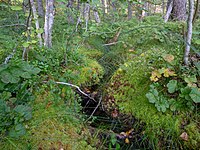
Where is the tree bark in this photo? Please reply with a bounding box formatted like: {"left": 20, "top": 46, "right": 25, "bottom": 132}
{"left": 93, "top": 6, "right": 101, "bottom": 23}
{"left": 37, "top": 0, "right": 44, "bottom": 17}
{"left": 192, "top": 0, "right": 199, "bottom": 23}
{"left": 171, "top": 0, "right": 187, "bottom": 21}
{"left": 184, "top": 0, "right": 194, "bottom": 65}
{"left": 127, "top": 1, "right": 132, "bottom": 20}
{"left": 44, "top": 0, "right": 54, "bottom": 48}
{"left": 164, "top": 0, "right": 173, "bottom": 22}
{"left": 66, "top": 0, "right": 74, "bottom": 24}
{"left": 83, "top": 2, "right": 90, "bottom": 32}
{"left": 165, "top": 0, "right": 187, "bottom": 22}
{"left": 30, "top": 0, "right": 43, "bottom": 47}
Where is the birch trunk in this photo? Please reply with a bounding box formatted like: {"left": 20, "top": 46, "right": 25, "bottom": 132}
{"left": 93, "top": 6, "right": 101, "bottom": 23}
{"left": 37, "top": 0, "right": 44, "bottom": 17}
{"left": 30, "top": 0, "right": 43, "bottom": 47}
{"left": 164, "top": 0, "right": 173, "bottom": 22}
{"left": 44, "top": 0, "right": 54, "bottom": 48}
{"left": 184, "top": 0, "right": 194, "bottom": 65}
{"left": 83, "top": 2, "right": 90, "bottom": 32}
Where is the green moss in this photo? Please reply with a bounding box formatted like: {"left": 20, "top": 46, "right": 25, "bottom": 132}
{"left": 184, "top": 122, "right": 200, "bottom": 148}
{"left": 77, "top": 47, "right": 103, "bottom": 59}
{"left": 107, "top": 52, "right": 183, "bottom": 148}
{"left": 0, "top": 91, "right": 97, "bottom": 150}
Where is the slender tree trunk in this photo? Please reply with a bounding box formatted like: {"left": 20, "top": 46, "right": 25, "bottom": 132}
{"left": 184, "top": 0, "right": 194, "bottom": 65}
{"left": 162, "top": 0, "right": 165, "bottom": 15}
{"left": 142, "top": 2, "right": 148, "bottom": 18}
{"left": 67, "top": 0, "right": 74, "bottom": 24}
{"left": 93, "top": 6, "right": 101, "bottom": 23}
{"left": 37, "top": 0, "right": 44, "bottom": 17}
{"left": 83, "top": 2, "right": 90, "bottom": 31}
{"left": 101, "top": 0, "right": 105, "bottom": 16}
{"left": 164, "top": 0, "right": 173, "bottom": 22}
{"left": 193, "top": 0, "right": 199, "bottom": 23}
{"left": 30, "top": 0, "right": 43, "bottom": 47}
{"left": 44, "top": 0, "right": 54, "bottom": 48}
{"left": 127, "top": 1, "right": 132, "bottom": 20}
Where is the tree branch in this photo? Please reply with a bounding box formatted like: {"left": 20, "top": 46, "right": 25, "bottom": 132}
{"left": 0, "top": 24, "right": 26, "bottom": 28}
{"left": 43, "top": 81, "right": 97, "bottom": 102}
{"left": 85, "top": 94, "right": 102, "bottom": 122}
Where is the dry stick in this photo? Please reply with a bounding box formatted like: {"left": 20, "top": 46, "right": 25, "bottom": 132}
{"left": 0, "top": 24, "right": 26, "bottom": 28}
{"left": 85, "top": 94, "right": 102, "bottom": 123}
{"left": 43, "top": 81, "right": 96, "bottom": 102}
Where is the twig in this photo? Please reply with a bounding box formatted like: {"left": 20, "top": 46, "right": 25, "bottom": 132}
{"left": 3, "top": 45, "right": 18, "bottom": 64}
{"left": 85, "top": 94, "right": 102, "bottom": 122}
{"left": 43, "top": 81, "right": 96, "bottom": 102}
{"left": 103, "top": 41, "right": 121, "bottom": 46}
{"left": 0, "top": 24, "right": 26, "bottom": 28}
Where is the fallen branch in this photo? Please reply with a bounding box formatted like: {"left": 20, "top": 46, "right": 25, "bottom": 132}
{"left": 85, "top": 94, "right": 102, "bottom": 122}
{"left": 43, "top": 81, "right": 96, "bottom": 102}
{"left": 103, "top": 41, "right": 122, "bottom": 46}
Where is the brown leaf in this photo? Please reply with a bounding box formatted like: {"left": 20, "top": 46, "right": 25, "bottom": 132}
{"left": 180, "top": 132, "right": 189, "bottom": 141}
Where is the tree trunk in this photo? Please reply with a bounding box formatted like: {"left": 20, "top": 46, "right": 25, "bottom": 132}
{"left": 162, "top": 0, "right": 165, "bottom": 15}
{"left": 83, "top": 2, "right": 90, "bottom": 31}
{"left": 193, "top": 0, "right": 199, "bottom": 23}
{"left": 44, "top": 0, "right": 54, "bottom": 48}
{"left": 30, "top": 0, "right": 43, "bottom": 47}
{"left": 101, "top": 0, "right": 105, "bottom": 16}
{"left": 93, "top": 6, "right": 101, "bottom": 23}
{"left": 37, "top": 0, "right": 44, "bottom": 17}
{"left": 164, "top": 0, "right": 173, "bottom": 22}
{"left": 66, "top": 0, "right": 74, "bottom": 24}
{"left": 127, "top": 1, "right": 132, "bottom": 20}
{"left": 171, "top": 0, "right": 187, "bottom": 21}
{"left": 184, "top": 0, "right": 194, "bottom": 65}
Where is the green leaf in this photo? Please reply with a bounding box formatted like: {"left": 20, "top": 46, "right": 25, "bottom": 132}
{"left": 9, "top": 124, "right": 26, "bottom": 138}
{"left": 0, "top": 81, "right": 6, "bottom": 91}
{"left": 0, "top": 71, "right": 19, "bottom": 83}
{"left": 167, "top": 80, "right": 177, "bottom": 93}
{"left": 36, "top": 28, "right": 44, "bottom": 34}
{"left": 184, "top": 76, "right": 197, "bottom": 84}
{"left": 22, "top": 42, "right": 30, "bottom": 48}
{"left": 180, "top": 87, "right": 191, "bottom": 100}
{"left": 10, "top": 6, "right": 22, "bottom": 11}
{"left": 31, "top": 40, "right": 37, "bottom": 44}
{"left": 20, "top": 72, "right": 32, "bottom": 79}
{"left": 146, "top": 93, "right": 157, "bottom": 103}
{"left": 14, "top": 105, "right": 32, "bottom": 120}
{"left": 189, "top": 88, "right": 200, "bottom": 103}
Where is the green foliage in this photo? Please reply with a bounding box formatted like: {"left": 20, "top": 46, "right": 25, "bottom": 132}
{"left": 0, "top": 60, "right": 40, "bottom": 138}
{"left": 146, "top": 84, "right": 169, "bottom": 112}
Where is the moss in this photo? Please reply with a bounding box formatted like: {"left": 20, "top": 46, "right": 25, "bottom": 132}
{"left": 0, "top": 91, "right": 97, "bottom": 150}
{"left": 77, "top": 47, "right": 103, "bottom": 60}
{"left": 107, "top": 51, "right": 184, "bottom": 148}
{"left": 184, "top": 122, "right": 200, "bottom": 148}
{"left": 75, "top": 58, "right": 104, "bottom": 86}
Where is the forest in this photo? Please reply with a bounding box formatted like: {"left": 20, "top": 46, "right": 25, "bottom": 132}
{"left": 0, "top": 0, "right": 199, "bottom": 149}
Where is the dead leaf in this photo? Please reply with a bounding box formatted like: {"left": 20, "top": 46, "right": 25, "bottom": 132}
{"left": 125, "top": 138, "right": 130, "bottom": 144}
{"left": 111, "top": 109, "right": 118, "bottom": 118}
{"left": 180, "top": 132, "right": 189, "bottom": 141}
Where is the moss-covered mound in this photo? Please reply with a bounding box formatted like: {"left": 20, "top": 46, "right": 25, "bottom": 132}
{"left": 106, "top": 49, "right": 200, "bottom": 149}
